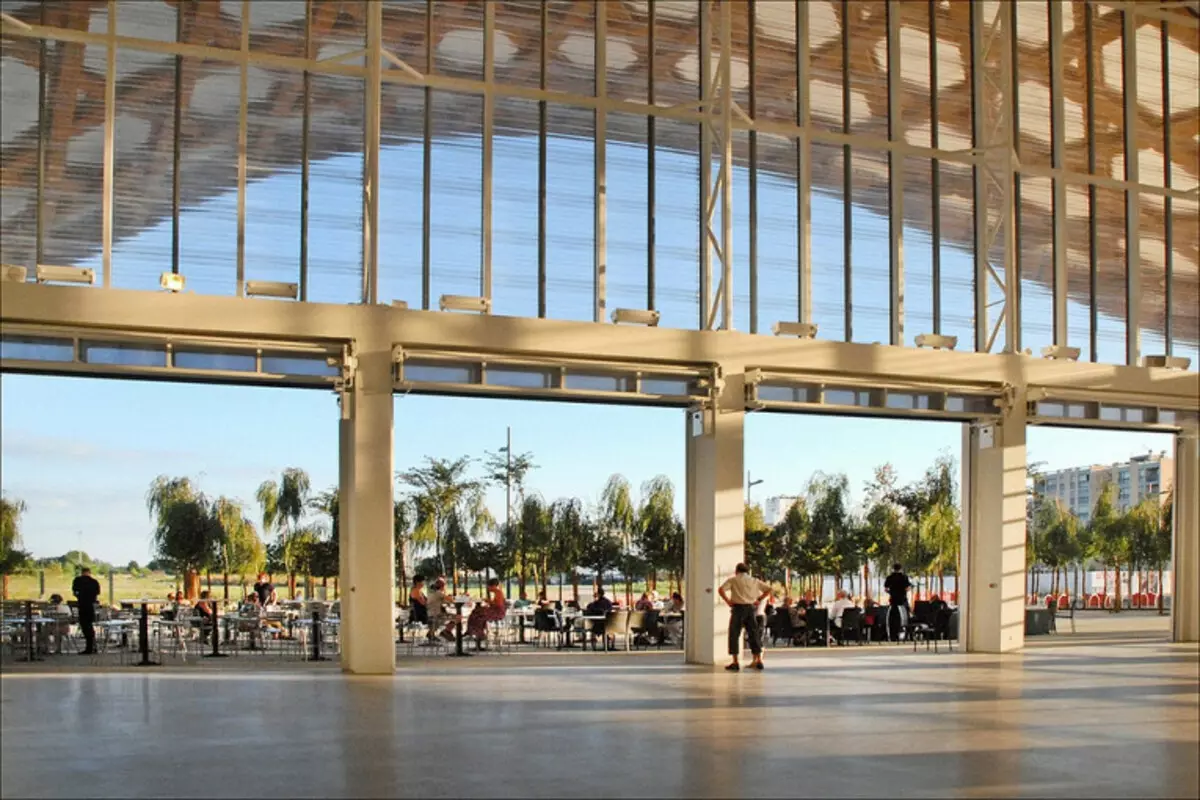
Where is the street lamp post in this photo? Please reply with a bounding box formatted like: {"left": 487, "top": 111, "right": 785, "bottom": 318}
{"left": 746, "top": 471, "right": 764, "bottom": 506}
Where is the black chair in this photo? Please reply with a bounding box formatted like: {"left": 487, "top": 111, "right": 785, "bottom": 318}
{"left": 603, "top": 610, "right": 632, "bottom": 652}
{"left": 912, "top": 607, "right": 956, "bottom": 652}
{"left": 836, "top": 607, "right": 864, "bottom": 645}
{"left": 767, "top": 612, "right": 794, "bottom": 646}
{"left": 532, "top": 608, "right": 561, "bottom": 648}
{"left": 631, "top": 610, "right": 662, "bottom": 649}
{"left": 802, "top": 608, "right": 829, "bottom": 647}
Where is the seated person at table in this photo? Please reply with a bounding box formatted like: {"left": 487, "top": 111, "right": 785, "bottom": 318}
{"left": 828, "top": 590, "right": 855, "bottom": 643}
{"left": 929, "top": 595, "right": 948, "bottom": 614}
{"left": 536, "top": 591, "right": 554, "bottom": 609}
{"left": 585, "top": 589, "right": 613, "bottom": 616}
{"left": 192, "top": 590, "right": 214, "bottom": 644}
{"left": 425, "top": 579, "right": 457, "bottom": 642}
{"left": 466, "top": 578, "right": 508, "bottom": 644}
{"left": 635, "top": 592, "right": 655, "bottom": 612}
{"left": 662, "top": 592, "right": 685, "bottom": 643}
{"left": 253, "top": 573, "right": 277, "bottom": 607}
{"left": 408, "top": 576, "right": 429, "bottom": 625}
{"left": 45, "top": 594, "right": 72, "bottom": 653}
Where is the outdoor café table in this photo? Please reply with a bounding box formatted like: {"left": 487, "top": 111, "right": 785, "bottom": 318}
{"left": 555, "top": 610, "right": 581, "bottom": 650}
{"left": 292, "top": 614, "right": 338, "bottom": 661}
{"left": 448, "top": 597, "right": 473, "bottom": 657}
{"left": 9, "top": 603, "right": 54, "bottom": 662}
{"left": 97, "top": 619, "right": 136, "bottom": 652}
{"left": 120, "top": 599, "right": 161, "bottom": 666}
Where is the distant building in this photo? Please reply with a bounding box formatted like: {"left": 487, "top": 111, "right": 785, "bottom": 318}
{"left": 1034, "top": 451, "right": 1174, "bottom": 524}
{"left": 763, "top": 495, "right": 803, "bottom": 527}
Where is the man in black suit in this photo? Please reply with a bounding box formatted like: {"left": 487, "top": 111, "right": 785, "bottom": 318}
{"left": 71, "top": 567, "right": 102, "bottom": 654}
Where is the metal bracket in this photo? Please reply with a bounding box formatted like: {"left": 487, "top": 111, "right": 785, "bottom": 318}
{"left": 334, "top": 343, "right": 358, "bottom": 419}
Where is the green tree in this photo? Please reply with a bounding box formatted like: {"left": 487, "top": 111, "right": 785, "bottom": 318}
{"left": 636, "top": 476, "right": 677, "bottom": 592}
{"left": 601, "top": 474, "right": 638, "bottom": 604}
{"left": 520, "top": 494, "right": 554, "bottom": 596}
{"left": 398, "top": 456, "right": 483, "bottom": 593}
{"left": 1127, "top": 498, "right": 1163, "bottom": 611}
{"left": 581, "top": 516, "right": 623, "bottom": 590}
{"left": 146, "top": 475, "right": 213, "bottom": 598}
{"left": 1154, "top": 490, "right": 1173, "bottom": 614}
{"left": 256, "top": 467, "right": 312, "bottom": 598}
{"left": 744, "top": 503, "right": 773, "bottom": 580}
{"left": 1089, "top": 482, "right": 1123, "bottom": 610}
{"left": 0, "top": 495, "right": 31, "bottom": 599}
{"left": 211, "top": 496, "right": 264, "bottom": 600}
{"left": 771, "top": 498, "right": 809, "bottom": 597}
{"left": 551, "top": 498, "right": 589, "bottom": 602}
{"left": 806, "top": 471, "right": 851, "bottom": 594}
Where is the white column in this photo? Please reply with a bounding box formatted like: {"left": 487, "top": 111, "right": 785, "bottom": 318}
{"left": 684, "top": 375, "right": 745, "bottom": 665}
{"left": 1172, "top": 433, "right": 1199, "bottom": 643}
{"left": 338, "top": 345, "right": 396, "bottom": 674}
{"left": 964, "top": 391, "right": 1027, "bottom": 653}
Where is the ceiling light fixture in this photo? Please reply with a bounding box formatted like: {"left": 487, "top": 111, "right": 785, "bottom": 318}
{"left": 914, "top": 333, "right": 957, "bottom": 350}
{"left": 438, "top": 294, "right": 491, "bottom": 314}
{"left": 35, "top": 264, "right": 95, "bottom": 285}
{"left": 245, "top": 280, "right": 298, "bottom": 299}
{"left": 771, "top": 321, "right": 818, "bottom": 339}
{"left": 610, "top": 308, "right": 660, "bottom": 326}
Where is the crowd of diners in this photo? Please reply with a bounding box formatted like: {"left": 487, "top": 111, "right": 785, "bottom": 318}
{"left": 404, "top": 573, "right": 687, "bottom": 649}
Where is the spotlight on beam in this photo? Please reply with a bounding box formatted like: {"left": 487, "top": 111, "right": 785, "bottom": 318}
{"left": 245, "top": 280, "right": 298, "bottom": 299}
{"left": 391, "top": 300, "right": 409, "bottom": 309}
{"left": 439, "top": 294, "right": 491, "bottom": 314}
{"left": 1142, "top": 355, "right": 1191, "bottom": 371}
{"left": 36, "top": 264, "right": 95, "bottom": 285}
{"left": 610, "top": 308, "right": 660, "bottom": 327}
{"left": 1040, "top": 345, "right": 1080, "bottom": 361}
{"left": 914, "top": 333, "right": 957, "bottom": 351}
{"left": 1, "top": 264, "right": 28, "bottom": 283}
{"left": 159, "top": 272, "right": 186, "bottom": 293}
{"left": 771, "top": 321, "right": 818, "bottom": 339}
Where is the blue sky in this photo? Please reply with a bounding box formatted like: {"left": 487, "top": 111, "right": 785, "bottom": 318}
{"left": 0, "top": 140, "right": 1182, "bottom": 563}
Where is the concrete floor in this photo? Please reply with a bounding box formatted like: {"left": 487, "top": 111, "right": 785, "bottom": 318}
{"left": 2, "top": 637, "right": 1197, "bottom": 799}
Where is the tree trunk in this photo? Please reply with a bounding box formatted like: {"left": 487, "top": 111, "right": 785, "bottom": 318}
{"left": 1158, "top": 566, "right": 1165, "bottom": 615}
{"left": 223, "top": 571, "right": 230, "bottom": 600}
{"left": 571, "top": 569, "right": 580, "bottom": 603}
{"left": 1, "top": 573, "right": 8, "bottom": 600}
{"left": 1113, "top": 562, "right": 1123, "bottom": 612}
{"left": 184, "top": 569, "right": 201, "bottom": 599}
{"left": 333, "top": 577, "right": 339, "bottom": 599}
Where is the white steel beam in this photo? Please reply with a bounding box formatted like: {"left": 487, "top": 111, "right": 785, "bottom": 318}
{"left": 698, "top": 1, "right": 712, "bottom": 330}
{"left": 1173, "top": 431, "right": 1200, "bottom": 643}
{"left": 482, "top": 2, "right": 495, "bottom": 306}
{"left": 364, "top": 0, "right": 382, "bottom": 306}
{"left": 4, "top": 283, "right": 1196, "bottom": 410}
{"left": 699, "top": 0, "right": 734, "bottom": 331}
{"left": 795, "top": 0, "right": 812, "bottom": 326}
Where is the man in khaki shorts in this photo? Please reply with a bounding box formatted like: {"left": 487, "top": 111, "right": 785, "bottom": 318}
{"left": 718, "top": 563, "right": 772, "bottom": 671}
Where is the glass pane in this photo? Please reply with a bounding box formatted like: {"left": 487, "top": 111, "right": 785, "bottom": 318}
{"left": 173, "top": 350, "right": 256, "bottom": 372}
{"left": 82, "top": 341, "right": 167, "bottom": 368}
{"left": 564, "top": 372, "right": 631, "bottom": 393}
{"left": 825, "top": 388, "right": 856, "bottom": 406}
{"left": 403, "top": 362, "right": 479, "bottom": 384}
{"left": 640, "top": 377, "right": 690, "bottom": 397}
{"left": 260, "top": 354, "right": 339, "bottom": 377}
{"left": 486, "top": 367, "right": 553, "bottom": 390}
{"left": 757, "top": 385, "right": 813, "bottom": 404}
{"left": 0, "top": 336, "right": 74, "bottom": 362}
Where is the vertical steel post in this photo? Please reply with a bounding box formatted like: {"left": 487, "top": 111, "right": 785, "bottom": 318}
{"left": 1049, "top": 0, "right": 1067, "bottom": 346}
{"left": 34, "top": 1, "right": 46, "bottom": 267}
{"left": 236, "top": 0, "right": 249, "bottom": 297}
{"left": 796, "top": 0, "right": 812, "bottom": 327}
{"left": 421, "top": 0, "right": 433, "bottom": 310}
{"left": 300, "top": 2, "right": 311, "bottom": 301}
{"left": 929, "top": 0, "right": 941, "bottom": 335}
{"left": 171, "top": 2, "right": 183, "bottom": 276}
{"left": 886, "top": 0, "right": 904, "bottom": 347}
{"left": 1085, "top": 4, "right": 1098, "bottom": 361}
{"left": 537, "top": 2, "right": 548, "bottom": 318}
{"left": 717, "top": 0, "right": 733, "bottom": 330}
{"left": 1161, "top": 20, "right": 1173, "bottom": 356}
{"left": 364, "top": 0, "right": 382, "bottom": 305}
{"left": 481, "top": 1, "right": 495, "bottom": 305}
{"left": 698, "top": 0, "right": 712, "bottom": 330}
{"left": 647, "top": 2, "right": 657, "bottom": 313}
{"left": 748, "top": 0, "right": 758, "bottom": 334}
{"left": 101, "top": 0, "right": 116, "bottom": 287}
{"left": 594, "top": 0, "right": 607, "bottom": 324}
{"left": 841, "top": 0, "right": 852, "bottom": 342}
{"left": 1122, "top": 7, "right": 1141, "bottom": 366}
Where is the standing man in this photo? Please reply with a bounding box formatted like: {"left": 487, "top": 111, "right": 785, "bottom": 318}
{"left": 718, "top": 563, "right": 772, "bottom": 672}
{"left": 71, "top": 567, "right": 102, "bottom": 655}
{"left": 883, "top": 563, "right": 913, "bottom": 642}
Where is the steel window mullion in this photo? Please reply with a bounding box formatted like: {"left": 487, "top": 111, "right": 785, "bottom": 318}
{"left": 699, "top": 0, "right": 711, "bottom": 330}
{"left": 364, "top": 0, "right": 383, "bottom": 306}
{"left": 1049, "top": 0, "right": 1068, "bottom": 347}
{"left": 594, "top": 0, "right": 607, "bottom": 324}
{"left": 886, "top": 0, "right": 904, "bottom": 347}
{"left": 1008, "top": 0, "right": 1021, "bottom": 354}
{"left": 970, "top": 1, "right": 987, "bottom": 353}
{"left": 101, "top": 0, "right": 116, "bottom": 288}
{"left": 1122, "top": 7, "right": 1141, "bottom": 366}
{"left": 300, "top": 2, "right": 311, "bottom": 302}
{"left": 481, "top": 2, "right": 495, "bottom": 305}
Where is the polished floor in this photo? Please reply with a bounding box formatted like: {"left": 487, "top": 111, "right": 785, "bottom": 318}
{"left": 2, "top": 638, "right": 1197, "bottom": 799}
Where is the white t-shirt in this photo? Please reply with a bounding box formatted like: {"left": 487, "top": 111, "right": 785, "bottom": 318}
{"left": 829, "top": 597, "right": 855, "bottom": 626}
{"left": 720, "top": 573, "right": 771, "bottom": 606}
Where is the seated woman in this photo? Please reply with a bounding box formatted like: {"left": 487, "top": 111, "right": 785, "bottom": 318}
{"left": 466, "top": 578, "right": 508, "bottom": 645}
{"left": 408, "top": 575, "right": 429, "bottom": 625}
{"left": 426, "top": 579, "right": 457, "bottom": 642}
{"left": 634, "top": 592, "right": 655, "bottom": 612}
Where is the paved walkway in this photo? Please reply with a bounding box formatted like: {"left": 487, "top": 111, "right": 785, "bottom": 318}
{"left": 2, "top": 635, "right": 1196, "bottom": 798}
